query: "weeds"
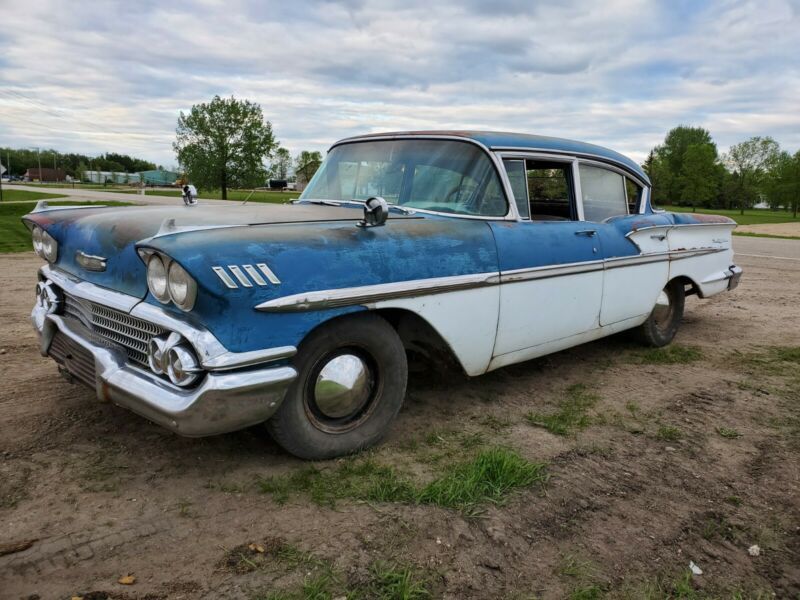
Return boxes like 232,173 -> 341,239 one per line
636,344 -> 703,365
527,384 -> 599,435
257,448 -> 545,515
656,425 -> 682,442
716,427 -> 741,439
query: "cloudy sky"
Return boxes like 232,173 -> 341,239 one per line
0,0 -> 798,168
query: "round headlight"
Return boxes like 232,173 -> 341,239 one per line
166,344 -> 201,387
147,254 -> 170,303
41,230 -> 58,262
32,226 -> 43,256
168,260 -> 197,311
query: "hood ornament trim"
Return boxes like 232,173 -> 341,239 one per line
75,250 -> 108,272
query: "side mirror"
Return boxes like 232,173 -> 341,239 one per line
357,196 -> 389,228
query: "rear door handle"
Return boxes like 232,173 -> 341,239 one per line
575,229 -> 597,237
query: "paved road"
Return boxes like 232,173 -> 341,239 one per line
2,183 -> 232,206
733,235 -> 800,261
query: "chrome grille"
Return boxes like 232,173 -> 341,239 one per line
49,331 -> 96,387
62,292 -> 167,366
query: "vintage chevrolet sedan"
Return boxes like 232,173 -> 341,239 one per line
25,131 -> 742,459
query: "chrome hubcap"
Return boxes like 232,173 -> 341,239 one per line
313,353 -> 373,420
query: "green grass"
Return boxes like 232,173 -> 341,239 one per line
0,200 -> 134,253
656,425 -> 682,442
729,346 -> 800,377
636,344 -> 703,365
0,188 -> 66,202
661,204 -> 800,226
733,231 -> 800,240
716,427 -> 742,439
526,383 -> 599,435
256,447 -> 546,515
143,188 -> 301,203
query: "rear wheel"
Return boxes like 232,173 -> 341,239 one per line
266,313 -> 408,460
636,279 -> 685,347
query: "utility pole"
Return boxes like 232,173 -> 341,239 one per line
53,152 -> 57,183
37,147 -> 42,184
6,150 -> 10,179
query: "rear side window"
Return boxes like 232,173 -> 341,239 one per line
625,178 -> 642,214
579,164 -> 627,222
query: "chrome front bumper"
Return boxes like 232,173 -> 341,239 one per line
32,267 -> 298,437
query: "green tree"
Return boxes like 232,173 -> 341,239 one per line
645,126 -> 719,205
765,150 -> 800,218
724,136 -> 781,215
269,146 -> 292,180
295,150 -> 322,185
173,95 -> 276,199
679,143 -> 719,211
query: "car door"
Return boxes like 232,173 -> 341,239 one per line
576,162 -> 671,326
489,156 -> 603,365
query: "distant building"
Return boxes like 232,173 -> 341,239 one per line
25,167 -> 66,182
138,170 -> 179,186
83,171 -> 140,184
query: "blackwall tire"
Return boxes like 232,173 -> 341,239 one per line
266,313 -> 408,460
636,279 -> 686,347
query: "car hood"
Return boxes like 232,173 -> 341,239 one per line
23,202 -> 394,298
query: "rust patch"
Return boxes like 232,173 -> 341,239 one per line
686,213 -> 736,224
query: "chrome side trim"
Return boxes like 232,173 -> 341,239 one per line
256,272 -> 497,312
500,259 -> 604,283
626,222 -> 736,238
255,247 -> 728,312
212,266 -> 238,289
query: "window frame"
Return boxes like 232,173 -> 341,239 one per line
497,152 -> 581,221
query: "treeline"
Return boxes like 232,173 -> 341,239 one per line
644,126 -> 800,216
0,147 -> 159,178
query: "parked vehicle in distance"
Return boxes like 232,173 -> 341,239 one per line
24,131 -> 742,459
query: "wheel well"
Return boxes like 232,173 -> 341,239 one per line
670,275 -> 700,297
304,308 -> 465,375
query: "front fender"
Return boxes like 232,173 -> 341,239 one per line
136,217 -> 499,354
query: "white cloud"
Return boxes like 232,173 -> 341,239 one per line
0,0 -> 797,167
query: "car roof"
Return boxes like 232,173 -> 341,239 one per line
336,130 -> 649,185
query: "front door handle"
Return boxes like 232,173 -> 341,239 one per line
575,229 -> 597,237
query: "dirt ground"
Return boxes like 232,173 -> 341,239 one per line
735,222 -> 800,237
1,239 -> 799,600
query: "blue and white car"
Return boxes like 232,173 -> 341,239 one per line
25,131 -> 742,459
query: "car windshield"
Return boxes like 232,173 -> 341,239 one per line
300,139 -> 508,216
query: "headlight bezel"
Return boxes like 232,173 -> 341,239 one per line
146,254 -> 171,304
141,249 -> 198,312
167,260 -> 197,312
41,230 -> 58,262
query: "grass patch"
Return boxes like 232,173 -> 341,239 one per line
716,427 -> 741,439
656,425 -> 682,442
661,204 -> 800,226
729,346 -> 800,378
143,188 -> 301,203
526,383 -> 599,435
0,200 -> 133,253
733,231 -> 800,240
635,344 -> 703,365
257,447 -> 545,515
0,189 -> 67,202
363,561 -> 433,600
416,447 -> 546,512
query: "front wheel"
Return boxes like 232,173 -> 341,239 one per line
266,313 -> 408,460
636,279 -> 686,347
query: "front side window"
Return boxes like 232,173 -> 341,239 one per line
579,164 -> 627,222
302,140 -> 508,217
